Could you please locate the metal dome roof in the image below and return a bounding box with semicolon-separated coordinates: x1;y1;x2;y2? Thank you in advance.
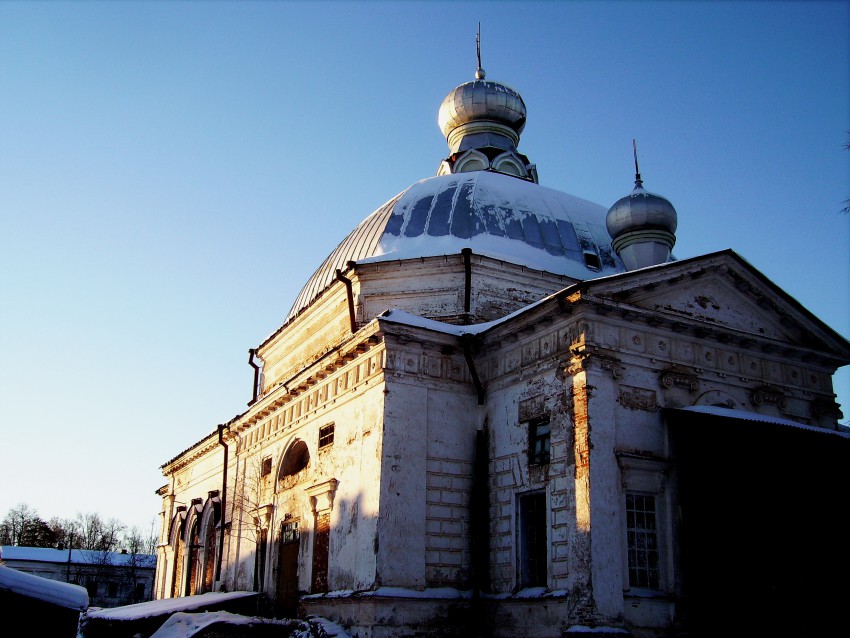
438;79;527;140
606;183;678;238
285;170;624;323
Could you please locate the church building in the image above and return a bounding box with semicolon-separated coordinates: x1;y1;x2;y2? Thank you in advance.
154;60;850;637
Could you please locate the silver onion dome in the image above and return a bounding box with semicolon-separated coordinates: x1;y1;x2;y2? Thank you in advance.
437;70;527;155
606;167;678;271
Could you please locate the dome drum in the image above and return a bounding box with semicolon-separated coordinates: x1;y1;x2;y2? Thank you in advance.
439;148;531;179
611;228;676;271
445;121;520;155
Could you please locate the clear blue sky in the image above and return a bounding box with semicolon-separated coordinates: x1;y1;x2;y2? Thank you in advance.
1;1;848;534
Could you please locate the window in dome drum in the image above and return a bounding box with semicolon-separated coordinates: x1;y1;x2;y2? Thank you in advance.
583;250;601;270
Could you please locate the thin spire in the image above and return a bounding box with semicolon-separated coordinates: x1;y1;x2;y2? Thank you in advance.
475;22;485;80
632;139;644;189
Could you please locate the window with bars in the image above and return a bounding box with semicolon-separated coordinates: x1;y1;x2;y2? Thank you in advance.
318;423;335;449
528;417;550;465
282;520;299;543
626;492;660;590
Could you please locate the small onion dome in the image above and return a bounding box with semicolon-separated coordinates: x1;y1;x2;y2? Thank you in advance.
606;179;678;271
437;70;527;155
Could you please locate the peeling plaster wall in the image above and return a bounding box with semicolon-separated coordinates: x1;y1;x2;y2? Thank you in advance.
354;253;578;324
377;334;483;589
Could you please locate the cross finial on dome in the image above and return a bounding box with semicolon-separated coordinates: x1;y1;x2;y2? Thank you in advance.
632;138;644;189
475;22;486;80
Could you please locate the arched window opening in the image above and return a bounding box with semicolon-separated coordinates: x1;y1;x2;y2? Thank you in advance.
186;520;201;596
169;510;186;599
279;440;310;479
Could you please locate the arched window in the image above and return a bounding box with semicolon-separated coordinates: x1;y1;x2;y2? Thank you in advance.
492;152;527;178
454;149;489;173
279;440;310;479
169;510;186;598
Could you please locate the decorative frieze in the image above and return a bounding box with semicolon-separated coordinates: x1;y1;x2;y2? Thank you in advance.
750;385;787;409
617;385;659;412
564;348;622;379
659;368;699;393
518;394;546;422
811;399;841;420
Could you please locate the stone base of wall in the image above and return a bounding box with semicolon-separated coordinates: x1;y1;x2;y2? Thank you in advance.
301;592;636;638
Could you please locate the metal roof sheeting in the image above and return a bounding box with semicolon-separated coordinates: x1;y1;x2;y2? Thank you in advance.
284;171;623;323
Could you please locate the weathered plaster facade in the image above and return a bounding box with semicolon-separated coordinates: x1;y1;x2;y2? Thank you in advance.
155;65;850;637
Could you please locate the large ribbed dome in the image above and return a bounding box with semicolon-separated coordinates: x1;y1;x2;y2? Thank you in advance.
285;170;623;322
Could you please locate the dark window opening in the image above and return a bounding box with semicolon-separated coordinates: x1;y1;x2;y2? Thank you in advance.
529;417;551;465
518;492;547;587
318;423;335;449
107;582;119;597
255;528;268;592
626;492;660;590
583;250;601;270
134;582;145;602
279;440;310;478
261;456;272;477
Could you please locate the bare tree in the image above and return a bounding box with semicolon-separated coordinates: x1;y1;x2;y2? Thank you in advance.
118;526;158;603
231;456;273;546
231;455;276;592
72;512;126;552
0;503;55;547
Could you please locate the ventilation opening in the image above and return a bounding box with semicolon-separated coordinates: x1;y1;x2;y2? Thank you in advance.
583;251;601;271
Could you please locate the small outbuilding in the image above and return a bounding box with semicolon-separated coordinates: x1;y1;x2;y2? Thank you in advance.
0;563;89;638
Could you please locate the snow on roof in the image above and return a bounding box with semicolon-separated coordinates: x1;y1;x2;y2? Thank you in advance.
1;545;156;568
86;590;257;621
0;564;88;611
672;405;850;438
149;611;316;638
377;288;557;337
285;170;623;323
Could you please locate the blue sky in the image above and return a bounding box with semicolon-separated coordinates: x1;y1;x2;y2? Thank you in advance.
1;1;848;534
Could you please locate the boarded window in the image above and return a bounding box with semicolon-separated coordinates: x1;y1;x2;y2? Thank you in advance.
311;513;330;593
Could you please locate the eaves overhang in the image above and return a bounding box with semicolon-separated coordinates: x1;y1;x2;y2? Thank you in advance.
665;405;850;439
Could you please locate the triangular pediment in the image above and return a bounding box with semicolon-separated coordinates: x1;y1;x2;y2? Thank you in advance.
577;250;850;360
